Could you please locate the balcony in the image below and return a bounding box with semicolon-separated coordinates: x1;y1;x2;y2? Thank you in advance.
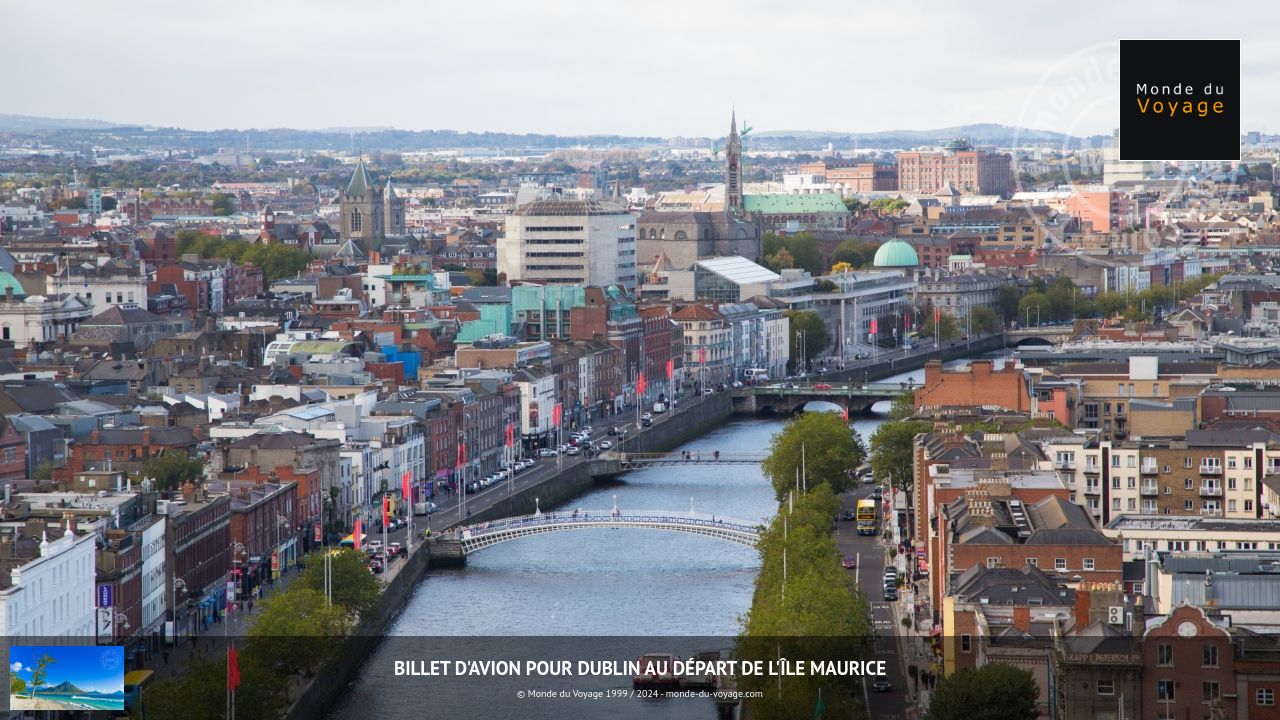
1083;484;1102;496
1199;463;1223;475
1201;508;1223;518
1083;464;1101;476
1053;460;1077;470
1140;482;1159;496
1199;485;1223;497
1141;461;1159;475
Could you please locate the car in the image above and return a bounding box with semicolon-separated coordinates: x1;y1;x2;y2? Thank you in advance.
607;427;619;435
566;446;581;456
368;560;383;574
389;542;403;556
641;412;652;421
841;556;857;569
702;388;714;396
538;448;557;457
842;509;857;521
368;540;383;552
883;587;898;601
582;426;593;434
813;383;833;390
732;380;744;388
466;481;480;493
598;440;613;450
871;678;893;693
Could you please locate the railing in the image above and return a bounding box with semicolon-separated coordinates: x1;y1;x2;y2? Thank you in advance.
1083;464;1101;474
1199;463;1223;475
1083;484;1101;495
1053;460;1077;470
455;510;762;553
1199;485;1223;497
1140;482;1159;496
1141;462;1159;474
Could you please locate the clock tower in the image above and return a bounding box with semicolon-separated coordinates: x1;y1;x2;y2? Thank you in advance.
725;110;743;215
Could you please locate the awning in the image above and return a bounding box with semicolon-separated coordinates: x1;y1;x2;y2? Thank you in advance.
124;670;154;687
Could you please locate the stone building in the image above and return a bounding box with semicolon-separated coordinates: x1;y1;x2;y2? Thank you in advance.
338;159;405;250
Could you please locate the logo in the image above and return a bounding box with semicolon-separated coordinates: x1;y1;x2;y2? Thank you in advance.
1119;40;1240;160
101;647;123;671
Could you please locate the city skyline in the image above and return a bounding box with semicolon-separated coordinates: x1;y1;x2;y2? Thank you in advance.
4;1;1277;137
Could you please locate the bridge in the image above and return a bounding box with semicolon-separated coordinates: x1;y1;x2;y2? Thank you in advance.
448;509;762;556
606;452;766;469
732;381;918;415
1005;325;1074;347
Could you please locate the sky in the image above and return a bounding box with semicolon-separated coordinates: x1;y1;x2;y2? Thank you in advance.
9;645;124;694
2;0;1277;137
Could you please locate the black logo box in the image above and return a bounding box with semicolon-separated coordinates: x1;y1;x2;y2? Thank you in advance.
1120;39;1240;161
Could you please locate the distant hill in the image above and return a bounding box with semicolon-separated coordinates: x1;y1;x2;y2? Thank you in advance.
0;114;122;131
752;123;1106;150
39;680;87;695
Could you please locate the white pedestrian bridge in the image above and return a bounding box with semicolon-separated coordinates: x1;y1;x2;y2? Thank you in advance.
455;509;762;555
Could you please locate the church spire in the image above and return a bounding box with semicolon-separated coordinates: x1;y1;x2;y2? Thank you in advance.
725;109;743;214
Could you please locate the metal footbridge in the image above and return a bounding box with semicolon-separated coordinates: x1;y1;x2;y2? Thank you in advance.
455;508;762;554
606;452;766;470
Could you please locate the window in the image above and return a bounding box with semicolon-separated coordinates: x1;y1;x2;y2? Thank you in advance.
1157;679;1175;700
1246;499;1255;512
1184;500;1194;511
986;556;1001;568
1228;458;1238;469
960;635;972;653
1112;476;1121;489
1158;643;1173;666
1203;644;1218;667
1185;457;1193;468
1055;558;1067;571
1097;679;1115;695
1203;681;1220;702
1083;558;1095;571
1027;558;1038;567
1259;688;1275;706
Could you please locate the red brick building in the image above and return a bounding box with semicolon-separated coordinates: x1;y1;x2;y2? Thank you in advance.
896;142;1013;196
209;479;298;601
57;426;199;482
914;359;1032;413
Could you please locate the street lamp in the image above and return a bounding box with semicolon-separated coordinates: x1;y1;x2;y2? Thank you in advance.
274;514;290;585
169;577;186;669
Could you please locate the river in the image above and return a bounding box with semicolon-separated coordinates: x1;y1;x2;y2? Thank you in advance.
326;361;987;718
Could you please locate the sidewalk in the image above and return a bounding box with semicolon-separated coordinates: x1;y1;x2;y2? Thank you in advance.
883;514;931;714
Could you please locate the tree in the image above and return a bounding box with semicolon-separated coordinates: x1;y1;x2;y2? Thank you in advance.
869;420;930;495
767;248;796;271
210;192;237;216
785;310;830;368
888;389;915;421
968;306;1000;335
54;196;88;210
1017;292;1049;326
761;413;864;500
832;238;879;269
33;461;53;481
298;549;382;617
141;449;204;491
240;244;312;285
869;198;909;214
10;674;25;695
842;197;864;215
919;310;960;341
997;284;1021;321
101;196;118;211
926;662;1039;720
248;588;349;677
29;653;55;699
762;232;822;275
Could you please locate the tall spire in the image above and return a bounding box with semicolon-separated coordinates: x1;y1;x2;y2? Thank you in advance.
346;158;373;198
725;109;743;214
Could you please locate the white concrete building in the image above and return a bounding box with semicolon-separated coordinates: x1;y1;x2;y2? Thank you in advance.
49;257;149;312
0;282;93;348
0;523;97;639
139;516;168;639
499;199;637;291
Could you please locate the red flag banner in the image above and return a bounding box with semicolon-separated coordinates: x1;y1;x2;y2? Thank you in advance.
353;518;362;551
665;358;674;380
637;372;646;395
504;423;513;448
457;441;465;468
402;470;412;505
934;306;941;325
227;646;241;692
553;403;563;426
870;318;878;335
699;347;706;365
382;495;390;529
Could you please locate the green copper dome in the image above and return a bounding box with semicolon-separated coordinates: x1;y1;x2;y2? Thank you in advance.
872;239;919;268
0;271;25;299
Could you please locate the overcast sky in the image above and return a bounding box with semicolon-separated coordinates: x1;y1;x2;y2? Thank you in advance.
3;0;1275;137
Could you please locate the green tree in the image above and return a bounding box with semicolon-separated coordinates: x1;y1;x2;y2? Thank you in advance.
832;238;878;269
888;389;915;421
919;309;960;340
10;674;25;695
101;196;118;211
869;420;930;495
997;283;1021;321
762;232;822;275
926;662;1040;720
298;549;382;617
210;192;237;216
248;588;350;677
141;449;204;491
33;461;54;481
968;306;1000;335
240;243;312;285
842;197;864;215
761;413;864;500
29;653;55;699
869;198;909;214
140;657;224;720
785;310;830;368
1017;292;1049;326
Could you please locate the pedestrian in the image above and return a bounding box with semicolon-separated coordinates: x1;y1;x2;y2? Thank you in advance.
249;599;254;613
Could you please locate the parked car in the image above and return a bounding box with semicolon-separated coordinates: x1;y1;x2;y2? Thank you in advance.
389;542;403;557
883;587;898;601
842;509;857;521
608;427;619;435
872;678;893;693
813;382;833;390
368;560;383;574
841;556;857;569
414;501;438;515
538;449;557;457
566;446;581;456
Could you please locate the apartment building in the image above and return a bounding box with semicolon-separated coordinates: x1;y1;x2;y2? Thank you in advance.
498;199;638;291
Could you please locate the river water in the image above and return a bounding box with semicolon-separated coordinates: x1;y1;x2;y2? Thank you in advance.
326;362;976;718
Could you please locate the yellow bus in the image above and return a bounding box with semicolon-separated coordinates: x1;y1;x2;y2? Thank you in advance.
855;499;878;535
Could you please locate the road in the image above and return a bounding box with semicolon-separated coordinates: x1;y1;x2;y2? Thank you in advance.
835;483;910;720
371;393;716;552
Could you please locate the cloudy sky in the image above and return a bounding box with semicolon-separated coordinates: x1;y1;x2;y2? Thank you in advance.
3;0;1275;137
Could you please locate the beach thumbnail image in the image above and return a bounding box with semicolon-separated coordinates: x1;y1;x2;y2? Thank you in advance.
8;645;125;712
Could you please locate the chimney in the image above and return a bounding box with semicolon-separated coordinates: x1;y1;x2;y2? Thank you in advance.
23;518;44;539
1012;605;1031;633
1074;587;1093;628
62;511;78;536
